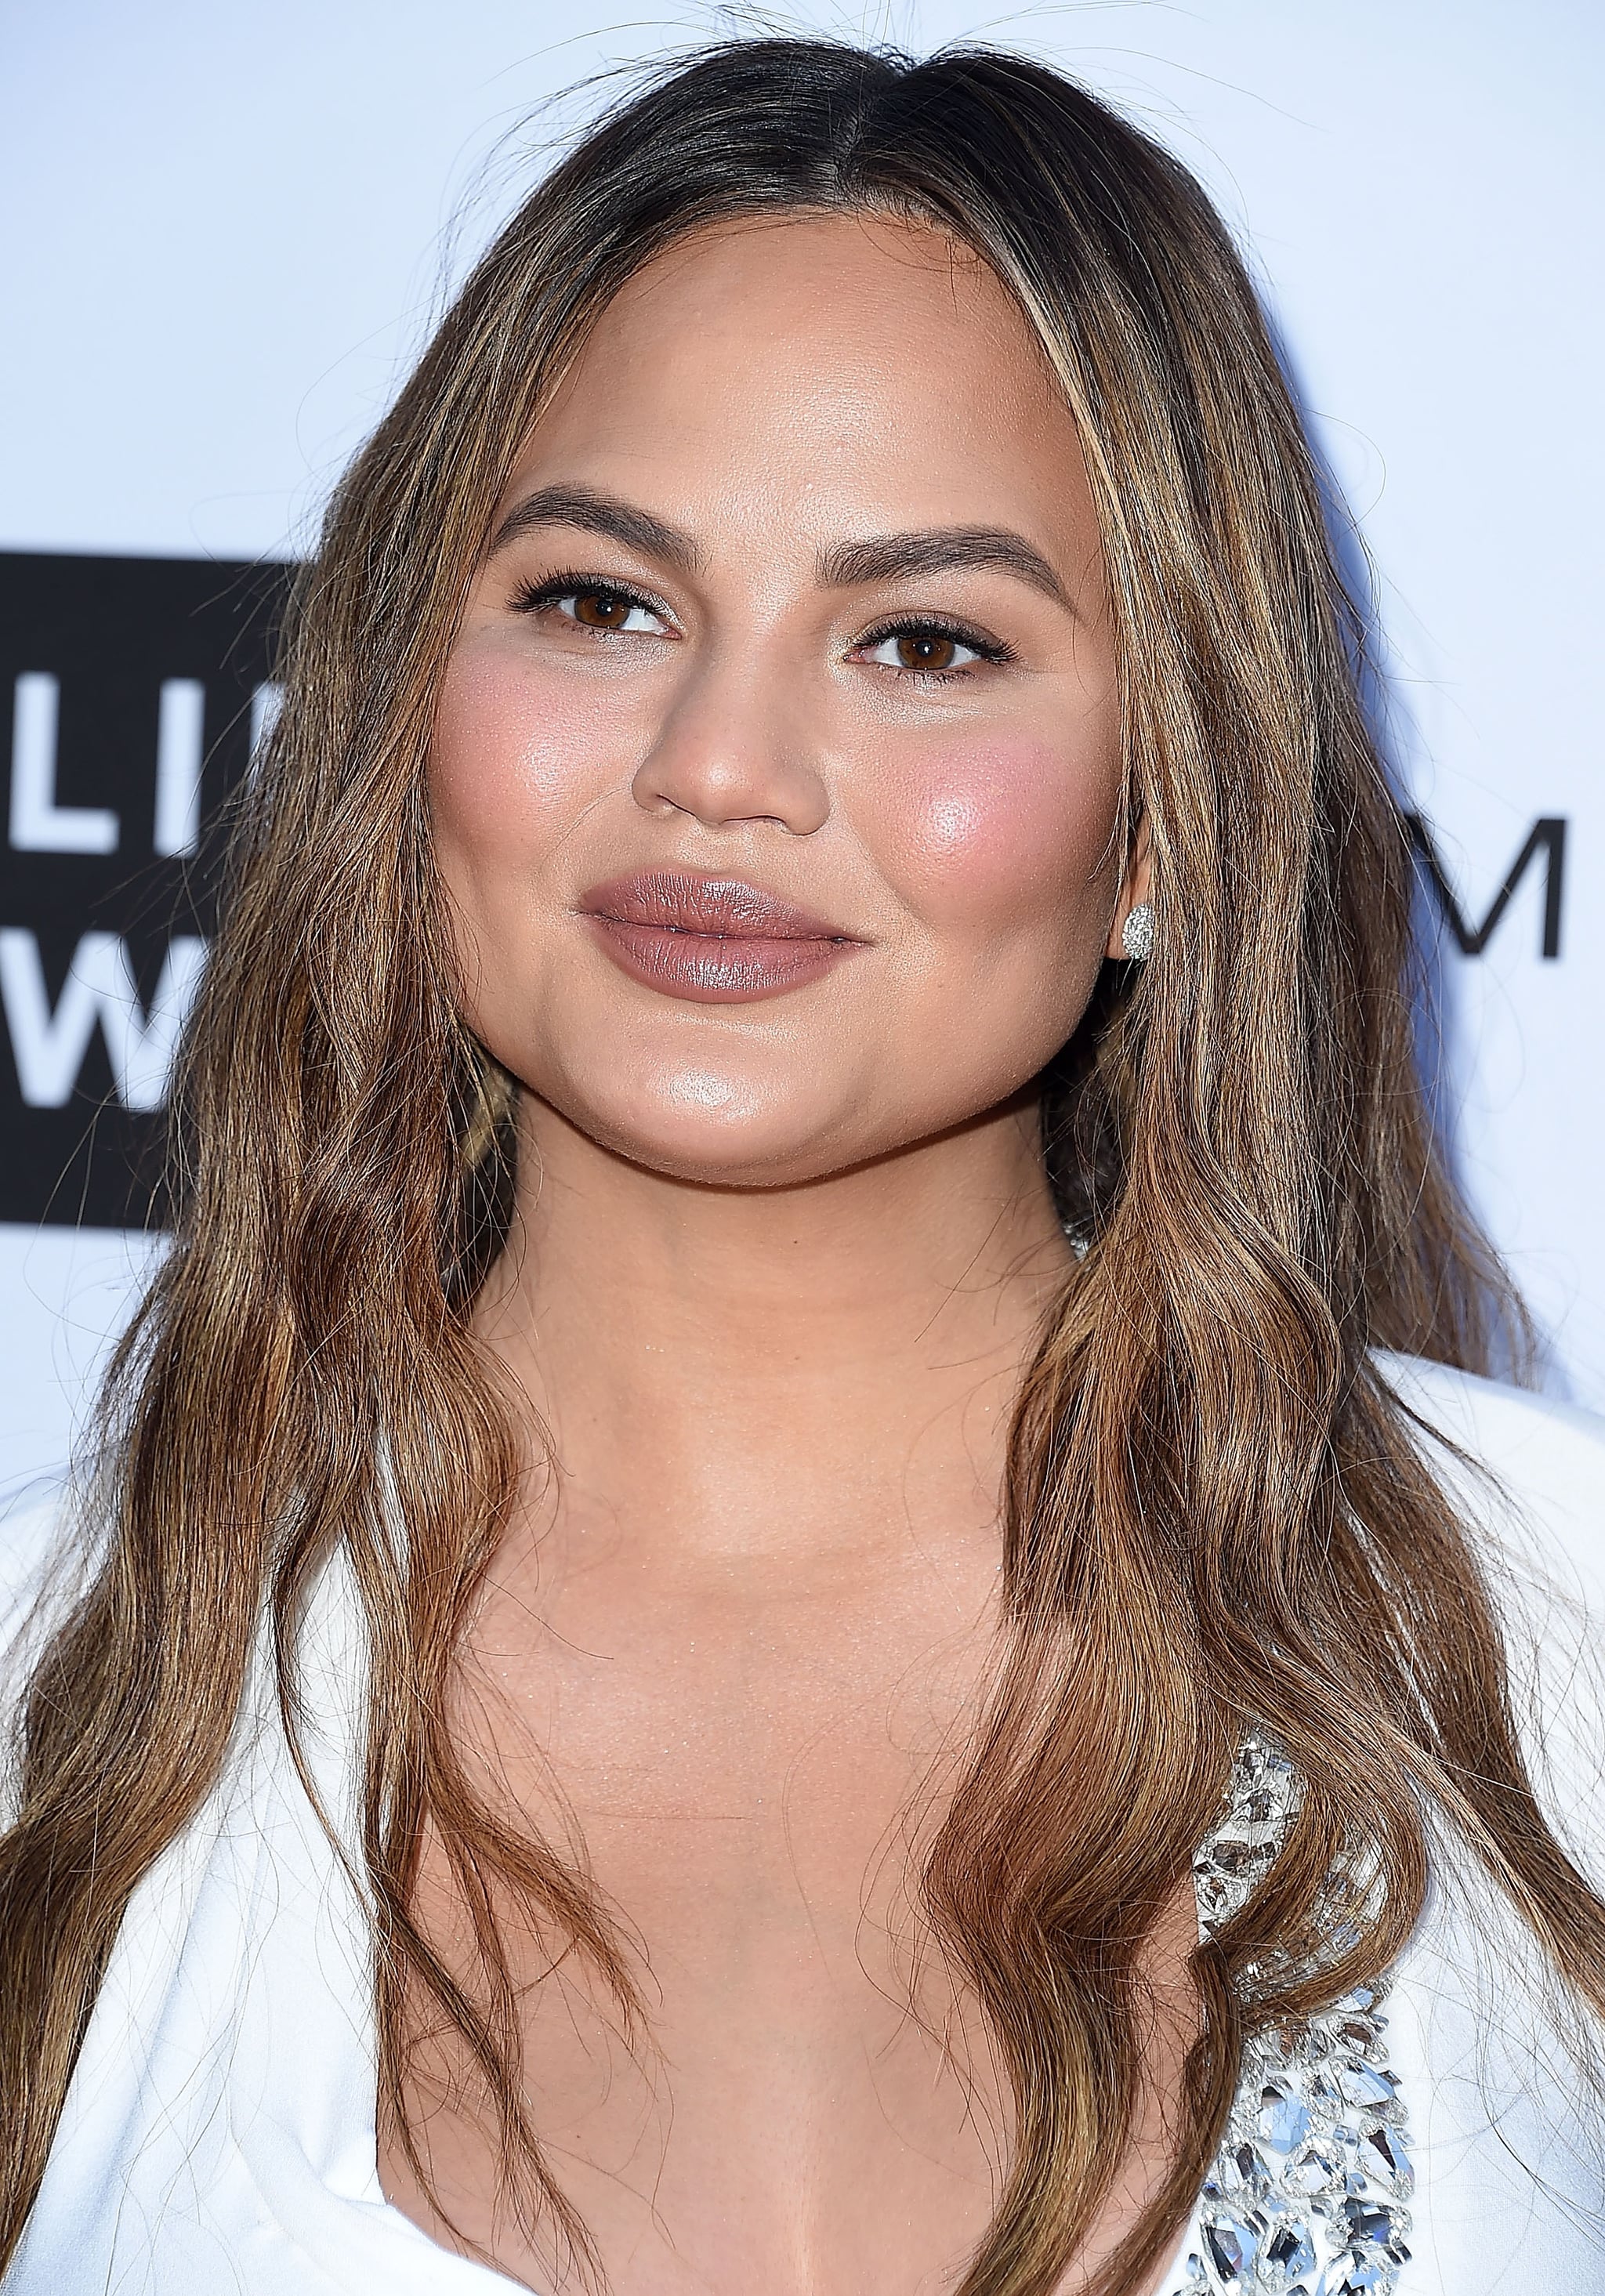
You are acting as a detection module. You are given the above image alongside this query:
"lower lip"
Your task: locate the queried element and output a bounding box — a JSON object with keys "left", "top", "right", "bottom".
{"left": 584, "top": 917, "right": 862, "bottom": 1003}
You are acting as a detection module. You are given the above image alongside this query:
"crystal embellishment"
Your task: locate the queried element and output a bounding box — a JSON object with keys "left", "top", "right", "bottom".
{"left": 1171, "top": 1735, "right": 1415, "bottom": 2296}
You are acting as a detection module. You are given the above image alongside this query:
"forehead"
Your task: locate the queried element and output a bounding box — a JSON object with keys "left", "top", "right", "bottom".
{"left": 504, "top": 212, "right": 1096, "bottom": 554}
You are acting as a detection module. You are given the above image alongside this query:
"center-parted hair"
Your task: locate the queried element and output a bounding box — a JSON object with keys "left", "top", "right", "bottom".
{"left": 3, "top": 38, "right": 1602, "bottom": 2296}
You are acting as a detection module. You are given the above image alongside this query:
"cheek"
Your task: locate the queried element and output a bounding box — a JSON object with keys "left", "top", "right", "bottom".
{"left": 875, "top": 733, "right": 1118, "bottom": 930}
{"left": 429, "top": 640, "right": 618, "bottom": 870}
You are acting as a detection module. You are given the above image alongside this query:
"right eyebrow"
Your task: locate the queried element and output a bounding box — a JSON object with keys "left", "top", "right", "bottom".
{"left": 488, "top": 482, "right": 705, "bottom": 575}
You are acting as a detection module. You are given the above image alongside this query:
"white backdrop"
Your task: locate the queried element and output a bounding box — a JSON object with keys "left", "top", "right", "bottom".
{"left": 2, "top": 0, "right": 1601, "bottom": 1501}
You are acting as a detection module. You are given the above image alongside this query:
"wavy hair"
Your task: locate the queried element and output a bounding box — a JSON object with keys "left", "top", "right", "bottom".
{"left": 3, "top": 37, "right": 1602, "bottom": 2296}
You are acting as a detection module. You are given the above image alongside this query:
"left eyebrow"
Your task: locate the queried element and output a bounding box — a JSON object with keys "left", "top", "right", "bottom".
{"left": 816, "top": 527, "right": 1074, "bottom": 610}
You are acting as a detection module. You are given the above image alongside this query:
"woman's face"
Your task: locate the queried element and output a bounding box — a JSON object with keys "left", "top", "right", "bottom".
{"left": 430, "top": 212, "right": 1137, "bottom": 1186}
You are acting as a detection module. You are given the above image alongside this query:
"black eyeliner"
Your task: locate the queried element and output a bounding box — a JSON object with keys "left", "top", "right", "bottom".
{"left": 853, "top": 610, "right": 1015, "bottom": 665}
{"left": 509, "top": 567, "right": 672, "bottom": 618}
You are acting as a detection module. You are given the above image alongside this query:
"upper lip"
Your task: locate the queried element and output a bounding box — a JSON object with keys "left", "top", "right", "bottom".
{"left": 577, "top": 871, "right": 859, "bottom": 942}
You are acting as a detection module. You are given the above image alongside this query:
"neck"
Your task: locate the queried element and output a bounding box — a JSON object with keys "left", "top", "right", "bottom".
{"left": 473, "top": 1094, "right": 1074, "bottom": 1566}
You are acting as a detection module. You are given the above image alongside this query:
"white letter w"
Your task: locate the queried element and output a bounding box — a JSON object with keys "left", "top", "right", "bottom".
{"left": 0, "top": 930, "right": 208, "bottom": 1110}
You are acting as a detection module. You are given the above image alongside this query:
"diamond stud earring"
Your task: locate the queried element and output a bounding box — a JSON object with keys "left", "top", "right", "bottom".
{"left": 1120, "top": 901, "right": 1154, "bottom": 961}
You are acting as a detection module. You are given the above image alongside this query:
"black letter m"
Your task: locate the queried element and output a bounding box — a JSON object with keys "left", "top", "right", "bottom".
{"left": 1406, "top": 813, "right": 1567, "bottom": 960}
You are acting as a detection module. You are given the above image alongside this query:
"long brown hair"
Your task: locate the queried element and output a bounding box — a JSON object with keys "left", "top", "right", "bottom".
{"left": 2, "top": 37, "right": 1601, "bottom": 2296}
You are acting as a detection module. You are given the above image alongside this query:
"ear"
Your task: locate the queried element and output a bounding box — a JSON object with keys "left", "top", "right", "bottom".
{"left": 1104, "top": 807, "right": 1154, "bottom": 961}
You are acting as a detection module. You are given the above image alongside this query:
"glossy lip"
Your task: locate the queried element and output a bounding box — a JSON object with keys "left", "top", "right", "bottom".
{"left": 576, "top": 871, "right": 868, "bottom": 1005}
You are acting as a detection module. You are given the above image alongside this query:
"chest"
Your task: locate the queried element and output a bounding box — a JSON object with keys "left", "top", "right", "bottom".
{"left": 380, "top": 1547, "right": 1435, "bottom": 2296}
{"left": 469, "top": 1530, "right": 1001, "bottom": 1954}
{"left": 380, "top": 1533, "right": 1199, "bottom": 2294}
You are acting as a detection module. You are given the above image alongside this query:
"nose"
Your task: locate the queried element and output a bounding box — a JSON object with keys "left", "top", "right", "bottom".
{"left": 630, "top": 653, "right": 830, "bottom": 836}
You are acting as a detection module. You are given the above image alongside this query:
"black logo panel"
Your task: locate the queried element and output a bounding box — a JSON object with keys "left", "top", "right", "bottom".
{"left": 0, "top": 552, "right": 291, "bottom": 1229}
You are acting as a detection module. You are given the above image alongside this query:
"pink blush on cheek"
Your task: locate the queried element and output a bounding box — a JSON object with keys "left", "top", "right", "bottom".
{"left": 881, "top": 735, "right": 1117, "bottom": 921}
{"left": 429, "top": 642, "right": 621, "bottom": 851}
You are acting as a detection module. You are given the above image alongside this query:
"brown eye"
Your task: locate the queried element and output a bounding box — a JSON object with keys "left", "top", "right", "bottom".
{"left": 510, "top": 574, "right": 676, "bottom": 639}
{"left": 573, "top": 590, "right": 635, "bottom": 628}
{"left": 895, "top": 632, "right": 958, "bottom": 672}
{"left": 858, "top": 625, "right": 991, "bottom": 676}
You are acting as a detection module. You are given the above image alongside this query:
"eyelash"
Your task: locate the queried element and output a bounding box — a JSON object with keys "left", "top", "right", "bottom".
{"left": 510, "top": 570, "right": 671, "bottom": 626}
{"left": 853, "top": 612, "right": 1014, "bottom": 684}
{"left": 509, "top": 573, "right": 1015, "bottom": 683}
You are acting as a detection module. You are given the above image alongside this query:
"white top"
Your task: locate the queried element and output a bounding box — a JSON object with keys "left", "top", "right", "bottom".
{"left": 3, "top": 1355, "right": 1605, "bottom": 2295}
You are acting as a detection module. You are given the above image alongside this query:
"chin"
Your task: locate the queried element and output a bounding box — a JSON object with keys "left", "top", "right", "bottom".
{"left": 545, "top": 1070, "right": 867, "bottom": 1190}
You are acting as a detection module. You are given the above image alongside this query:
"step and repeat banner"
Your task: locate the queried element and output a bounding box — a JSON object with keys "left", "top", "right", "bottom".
{"left": 2, "top": 0, "right": 1601, "bottom": 1496}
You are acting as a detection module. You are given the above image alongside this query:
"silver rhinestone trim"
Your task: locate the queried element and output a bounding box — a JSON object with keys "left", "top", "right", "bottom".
{"left": 1170, "top": 1735, "right": 1414, "bottom": 2296}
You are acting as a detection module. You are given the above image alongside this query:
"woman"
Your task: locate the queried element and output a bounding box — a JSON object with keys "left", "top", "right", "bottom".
{"left": 2, "top": 34, "right": 1602, "bottom": 2296}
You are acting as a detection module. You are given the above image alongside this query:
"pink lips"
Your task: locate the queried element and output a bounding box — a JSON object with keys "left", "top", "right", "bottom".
{"left": 578, "top": 871, "right": 866, "bottom": 1003}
